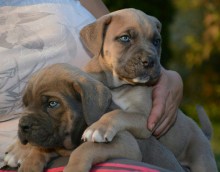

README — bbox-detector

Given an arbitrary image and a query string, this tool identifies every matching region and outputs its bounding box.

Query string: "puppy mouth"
[115,55,161,85]
[18,130,64,148]
[19,136,29,145]
[132,75,150,83]
[120,68,161,85]
[124,75,159,86]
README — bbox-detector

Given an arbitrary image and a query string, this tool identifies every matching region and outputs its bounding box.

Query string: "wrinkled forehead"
[108,9,158,36]
[27,72,69,98]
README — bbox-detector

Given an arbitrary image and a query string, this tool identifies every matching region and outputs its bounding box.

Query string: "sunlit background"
[103,0,220,170]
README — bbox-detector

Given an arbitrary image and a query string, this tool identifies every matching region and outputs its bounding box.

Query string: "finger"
[151,104,168,135]
[147,98,166,131]
[147,86,169,131]
[153,122,169,138]
[152,93,174,136]
[153,113,176,138]
[153,102,177,137]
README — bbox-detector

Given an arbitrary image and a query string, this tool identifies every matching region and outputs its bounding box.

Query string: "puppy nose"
[19,117,32,133]
[142,57,154,68]
[20,123,31,133]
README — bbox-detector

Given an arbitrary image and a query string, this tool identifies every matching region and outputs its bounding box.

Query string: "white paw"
[82,129,108,143]
[82,123,117,143]
[4,153,19,167]
[4,140,31,168]
[4,150,26,167]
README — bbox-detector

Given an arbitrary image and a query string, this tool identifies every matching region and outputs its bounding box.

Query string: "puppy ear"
[22,82,33,107]
[153,17,162,33]
[156,20,162,33]
[80,15,112,56]
[22,90,29,107]
[72,76,112,125]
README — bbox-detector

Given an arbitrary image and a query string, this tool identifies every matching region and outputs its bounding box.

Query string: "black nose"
[20,124,31,133]
[142,57,155,68]
[19,117,32,133]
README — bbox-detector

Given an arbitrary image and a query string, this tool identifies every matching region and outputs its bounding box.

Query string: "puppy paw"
[82,122,117,143]
[18,158,45,172]
[4,140,31,167]
[17,146,53,172]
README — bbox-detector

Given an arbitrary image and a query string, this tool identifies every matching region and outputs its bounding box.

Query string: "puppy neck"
[84,56,125,88]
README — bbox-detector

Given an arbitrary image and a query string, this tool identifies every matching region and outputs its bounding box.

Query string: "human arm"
[147,67,183,137]
[80,0,109,19]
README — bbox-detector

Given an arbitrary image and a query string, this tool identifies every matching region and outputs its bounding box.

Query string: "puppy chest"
[112,91,130,111]
[111,86,152,113]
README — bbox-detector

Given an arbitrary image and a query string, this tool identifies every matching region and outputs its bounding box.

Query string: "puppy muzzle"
[18,115,64,148]
[116,49,161,85]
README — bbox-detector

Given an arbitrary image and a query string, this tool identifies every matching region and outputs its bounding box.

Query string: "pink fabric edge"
[91,162,159,172]
[0,162,160,172]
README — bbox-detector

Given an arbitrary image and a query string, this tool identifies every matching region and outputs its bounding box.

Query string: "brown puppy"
[4,63,141,171]
[4,63,184,172]
[80,8,218,172]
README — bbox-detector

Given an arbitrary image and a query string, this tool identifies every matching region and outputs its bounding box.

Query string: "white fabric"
[0,0,95,166]
[0,0,95,121]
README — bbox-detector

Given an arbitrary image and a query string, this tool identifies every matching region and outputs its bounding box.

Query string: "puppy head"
[81,8,162,85]
[18,63,112,149]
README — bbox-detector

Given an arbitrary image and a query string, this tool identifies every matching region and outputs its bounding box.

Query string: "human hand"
[147,67,183,138]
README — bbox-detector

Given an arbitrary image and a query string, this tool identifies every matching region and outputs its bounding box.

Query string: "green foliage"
[169,0,220,120]
[169,1,220,167]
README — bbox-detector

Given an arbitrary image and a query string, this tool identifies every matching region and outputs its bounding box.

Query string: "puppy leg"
[18,147,57,172]
[4,139,31,167]
[64,131,142,172]
[138,137,185,172]
[4,139,55,172]
[82,109,150,142]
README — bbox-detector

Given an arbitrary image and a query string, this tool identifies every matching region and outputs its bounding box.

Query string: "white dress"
[0,0,96,165]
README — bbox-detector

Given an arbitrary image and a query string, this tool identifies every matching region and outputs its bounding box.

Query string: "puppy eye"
[48,101,60,109]
[119,35,131,43]
[153,38,161,47]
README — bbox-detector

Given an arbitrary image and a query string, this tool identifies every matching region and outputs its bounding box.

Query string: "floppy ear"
[72,74,112,126]
[22,79,34,107]
[80,14,112,56]
[22,86,30,107]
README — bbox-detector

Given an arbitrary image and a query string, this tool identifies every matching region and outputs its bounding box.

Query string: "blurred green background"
[103,0,220,170]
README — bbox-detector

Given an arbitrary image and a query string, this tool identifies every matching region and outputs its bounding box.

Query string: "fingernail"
[149,123,155,131]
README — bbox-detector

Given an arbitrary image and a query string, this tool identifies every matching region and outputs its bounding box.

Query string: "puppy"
[4,63,141,171]
[80,8,218,172]
[4,63,183,172]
